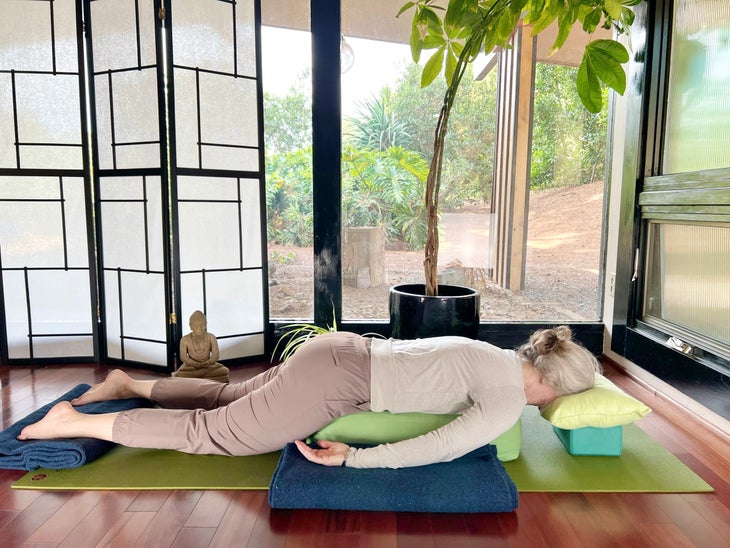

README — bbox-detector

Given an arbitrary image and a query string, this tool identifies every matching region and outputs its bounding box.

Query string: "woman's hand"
[294,439,350,467]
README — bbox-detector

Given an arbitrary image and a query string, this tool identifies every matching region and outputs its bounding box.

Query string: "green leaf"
[527,0,561,35]
[585,39,629,95]
[577,54,602,113]
[621,6,636,27]
[423,34,446,48]
[589,38,630,63]
[444,0,466,38]
[450,40,464,59]
[496,9,520,44]
[604,0,623,20]
[550,12,574,54]
[421,46,445,87]
[445,45,458,83]
[581,8,603,33]
[409,19,424,62]
[396,1,415,18]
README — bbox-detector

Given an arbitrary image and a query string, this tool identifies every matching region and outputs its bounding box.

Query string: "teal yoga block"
[552,425,623,456]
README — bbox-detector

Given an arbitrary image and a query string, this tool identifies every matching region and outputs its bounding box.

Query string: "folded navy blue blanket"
[0,384,153,471]
[268,443,519,513]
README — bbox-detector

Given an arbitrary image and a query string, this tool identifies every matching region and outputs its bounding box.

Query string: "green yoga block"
[493,419,521,461]
[309,412,522,462]
[552,425,623,456]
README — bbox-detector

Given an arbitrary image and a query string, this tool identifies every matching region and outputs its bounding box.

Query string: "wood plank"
[681,493,730,540]
[93,511,157,547]
[428,513,481,548]
[183,489,234,528]
[58,491,139,548]
[395,512,436,548]
[171,526,217,548]
[209,490,266,547]
[358,511,397,548]
[651,493,729,548]
[130,490,203,548]
[639,522,696,548]
[585,492,660,546]
[277,508,327,548]
[126,490,173,512]
[244,502,290,548]
[521,492,582,548]
[27,491,105,544]
[547,492,615,546]
[0,492,73,547]
[0,469,41,511]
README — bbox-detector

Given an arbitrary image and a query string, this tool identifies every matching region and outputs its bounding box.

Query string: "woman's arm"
[344,387,525,469]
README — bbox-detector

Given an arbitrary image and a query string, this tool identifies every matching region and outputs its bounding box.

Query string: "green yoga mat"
[12,447,280,490]
[13,406,712,492]
[503,406,712,492]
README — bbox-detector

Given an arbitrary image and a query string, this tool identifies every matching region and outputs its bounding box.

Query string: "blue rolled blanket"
[0,384,153,471]
[268,442,519,513]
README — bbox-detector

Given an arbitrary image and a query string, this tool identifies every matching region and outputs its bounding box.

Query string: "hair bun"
[532,325,573,356]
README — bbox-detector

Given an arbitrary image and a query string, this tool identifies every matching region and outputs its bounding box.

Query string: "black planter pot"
[389,284,481,339]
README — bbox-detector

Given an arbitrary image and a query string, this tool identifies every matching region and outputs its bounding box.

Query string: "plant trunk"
[422,10,497,297]
[423,58,468,296]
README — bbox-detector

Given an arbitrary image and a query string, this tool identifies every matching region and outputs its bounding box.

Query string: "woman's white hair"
[516,326,600,396]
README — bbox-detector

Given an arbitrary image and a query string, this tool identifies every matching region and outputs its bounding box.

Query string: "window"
[638,0,730,364]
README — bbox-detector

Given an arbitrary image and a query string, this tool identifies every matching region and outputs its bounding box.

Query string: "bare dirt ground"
[268,181,604,322]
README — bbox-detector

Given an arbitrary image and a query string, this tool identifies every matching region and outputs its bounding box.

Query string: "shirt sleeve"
[344,386,525,469]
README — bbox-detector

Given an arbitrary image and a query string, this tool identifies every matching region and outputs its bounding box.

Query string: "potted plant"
[390,0,637,338]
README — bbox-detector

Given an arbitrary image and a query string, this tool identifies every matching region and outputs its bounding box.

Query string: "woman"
[18,326,599,469]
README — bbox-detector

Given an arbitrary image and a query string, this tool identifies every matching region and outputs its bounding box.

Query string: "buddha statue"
[173,310,230,383]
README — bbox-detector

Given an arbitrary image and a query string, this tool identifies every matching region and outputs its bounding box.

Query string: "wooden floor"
[1,360,728,548]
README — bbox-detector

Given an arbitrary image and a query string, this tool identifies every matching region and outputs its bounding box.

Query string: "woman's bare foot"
[71,369,134,406]
[17,401,81,440]
[17,401,117,442]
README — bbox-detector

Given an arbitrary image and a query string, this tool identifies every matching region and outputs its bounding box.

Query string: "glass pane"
[0,74,13,167]
[91,0,156,71]
[173,0,259,171]
[99,176,165,272]
[101,269,167,365]
[173,0,236,74]
[28,270,92,334]
[663,0,730,173]
[15,73,82,169]
[643,222,730,358]
[180,270,265,346]
[261,13,314,320]
[177,175,264,352]
[0,0,57,72]
[91,1,160,170]
[3,270,31,359]
[340,44,606,320]
[177,176,261,270]
[0,176,93,359]
[520,63,606,321]
[0,0,82,171]
[99,175,166,365]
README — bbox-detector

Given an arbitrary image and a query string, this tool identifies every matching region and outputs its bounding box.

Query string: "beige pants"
[112,332,371,456]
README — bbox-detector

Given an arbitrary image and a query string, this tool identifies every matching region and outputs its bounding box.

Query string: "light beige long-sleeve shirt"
[345,336,526,469]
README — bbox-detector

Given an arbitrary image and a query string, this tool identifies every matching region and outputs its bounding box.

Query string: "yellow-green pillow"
[541,373,651,429]
[308,411,522,461]
[309,412,459,445]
